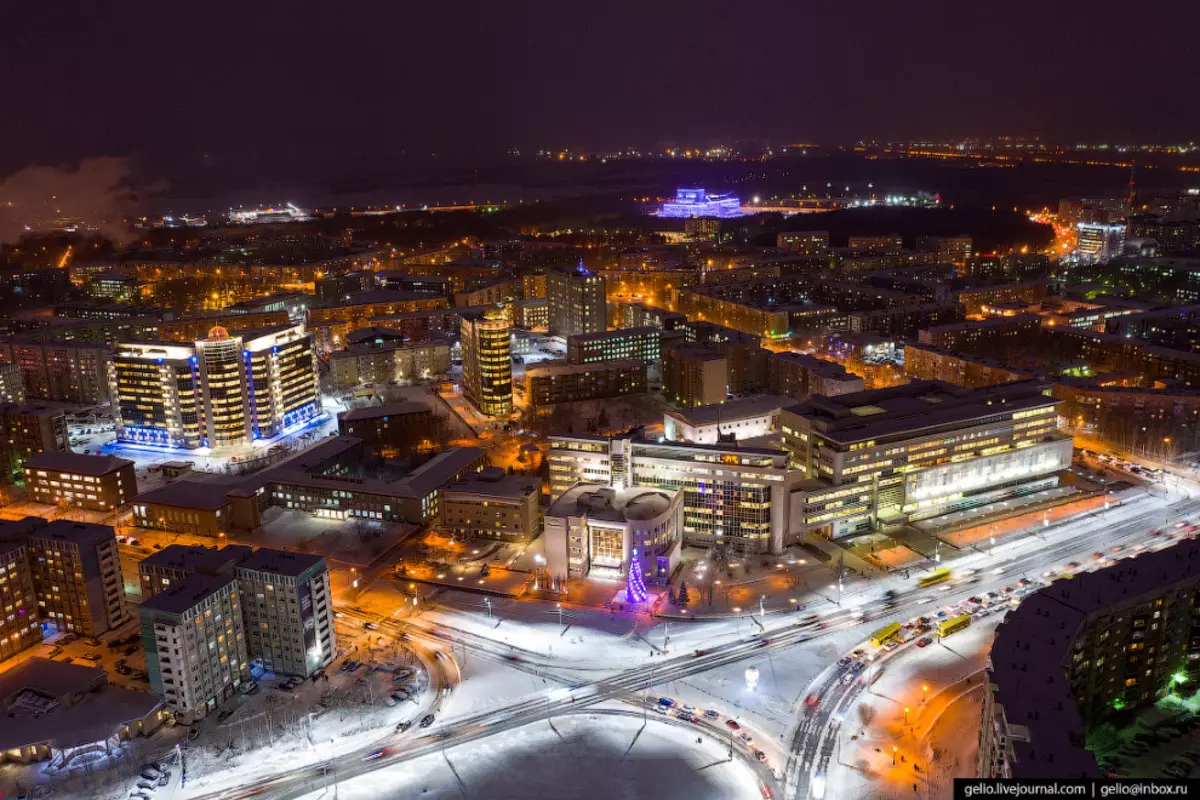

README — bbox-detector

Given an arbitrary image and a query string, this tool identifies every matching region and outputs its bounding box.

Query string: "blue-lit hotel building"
[109,324,322,450]
[656,188,744,219]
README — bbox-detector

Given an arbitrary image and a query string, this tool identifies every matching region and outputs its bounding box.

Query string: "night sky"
[3,1,1199,177]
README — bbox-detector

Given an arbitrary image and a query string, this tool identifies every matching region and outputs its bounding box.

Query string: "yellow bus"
[937,614,971,638]
[869,622,903,647]
[917,568,952,588]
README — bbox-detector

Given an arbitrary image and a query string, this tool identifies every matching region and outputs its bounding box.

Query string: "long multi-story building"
[329,338,451,388]
[236,549,335,678]
[307,290,449,332]
[903,343,1035,389]
[525,360,648,408]
[441,467,541,543]
[461,308,512,417]
[548,433,792,553]
[620,302,686,332]
[776,231,829,255]
[782,380,1071,539]
[980,541,1200,780]
[954,282,1051,317]
[547,264,606,337]
[766,352,864,402]
[566,327,667,364]
[847,302,963,338]
[0,339,110,405]
[24,451,137,512]
[110,323,322,450]
[917,314,1043,357]
[25,519,127,636]
[131,436,487,536]
[139,574,249,722]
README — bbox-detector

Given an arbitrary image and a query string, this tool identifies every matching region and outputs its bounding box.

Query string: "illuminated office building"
[1075,222,1127,263]
[548,433,791,554]
[460,308,512,417]
[547,263,606,337]
[109,324,321,450]
[782,380,1071,539]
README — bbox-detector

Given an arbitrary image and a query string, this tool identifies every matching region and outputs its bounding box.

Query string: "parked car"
[396,720,413,733]
[420,714,435,728]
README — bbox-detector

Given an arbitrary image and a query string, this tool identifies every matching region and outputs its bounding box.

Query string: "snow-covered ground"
[824,616,1001,800]
[300,711,764,800]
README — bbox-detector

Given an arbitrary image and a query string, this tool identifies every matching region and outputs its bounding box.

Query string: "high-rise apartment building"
[980,540,1200,780]
[109,323,321,450]
[236,549,335,678]
[0,538,40,660]
[25,520,127,636]
[460,308,512,417]
[547,264,606,338]
[0,340,111,405]
[139,574,249,721]
[0,364,23,403]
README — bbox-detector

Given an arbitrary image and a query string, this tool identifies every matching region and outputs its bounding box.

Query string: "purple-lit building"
[656,188,745,219]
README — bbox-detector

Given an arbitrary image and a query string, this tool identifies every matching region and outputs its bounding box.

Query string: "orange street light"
[892,745,898,765]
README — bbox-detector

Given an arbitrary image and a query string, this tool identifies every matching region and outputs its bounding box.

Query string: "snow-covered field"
[301,712,763,800]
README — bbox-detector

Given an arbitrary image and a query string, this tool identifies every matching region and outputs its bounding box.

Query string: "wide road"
[784,494,1200,800]
[192,493,1197,800]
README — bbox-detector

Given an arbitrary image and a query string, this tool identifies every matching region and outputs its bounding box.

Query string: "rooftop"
[769,351,857,379]
[444,466,539,500]
[665,394,794,428]
[0,658,163,754]
[27,519,115,549]
[24,451,134,476]
[785,379,1058,444]
[334,289,442,307]
[339,401,432,422]
[139,573,236,616]
[526,359,646,378]
[139,543,253,574]
[988,539,1200,779]
[236,547,325,577]
[547,484,678,524]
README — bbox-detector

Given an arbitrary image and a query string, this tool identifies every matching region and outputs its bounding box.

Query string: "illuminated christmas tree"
[626,548,648,604]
